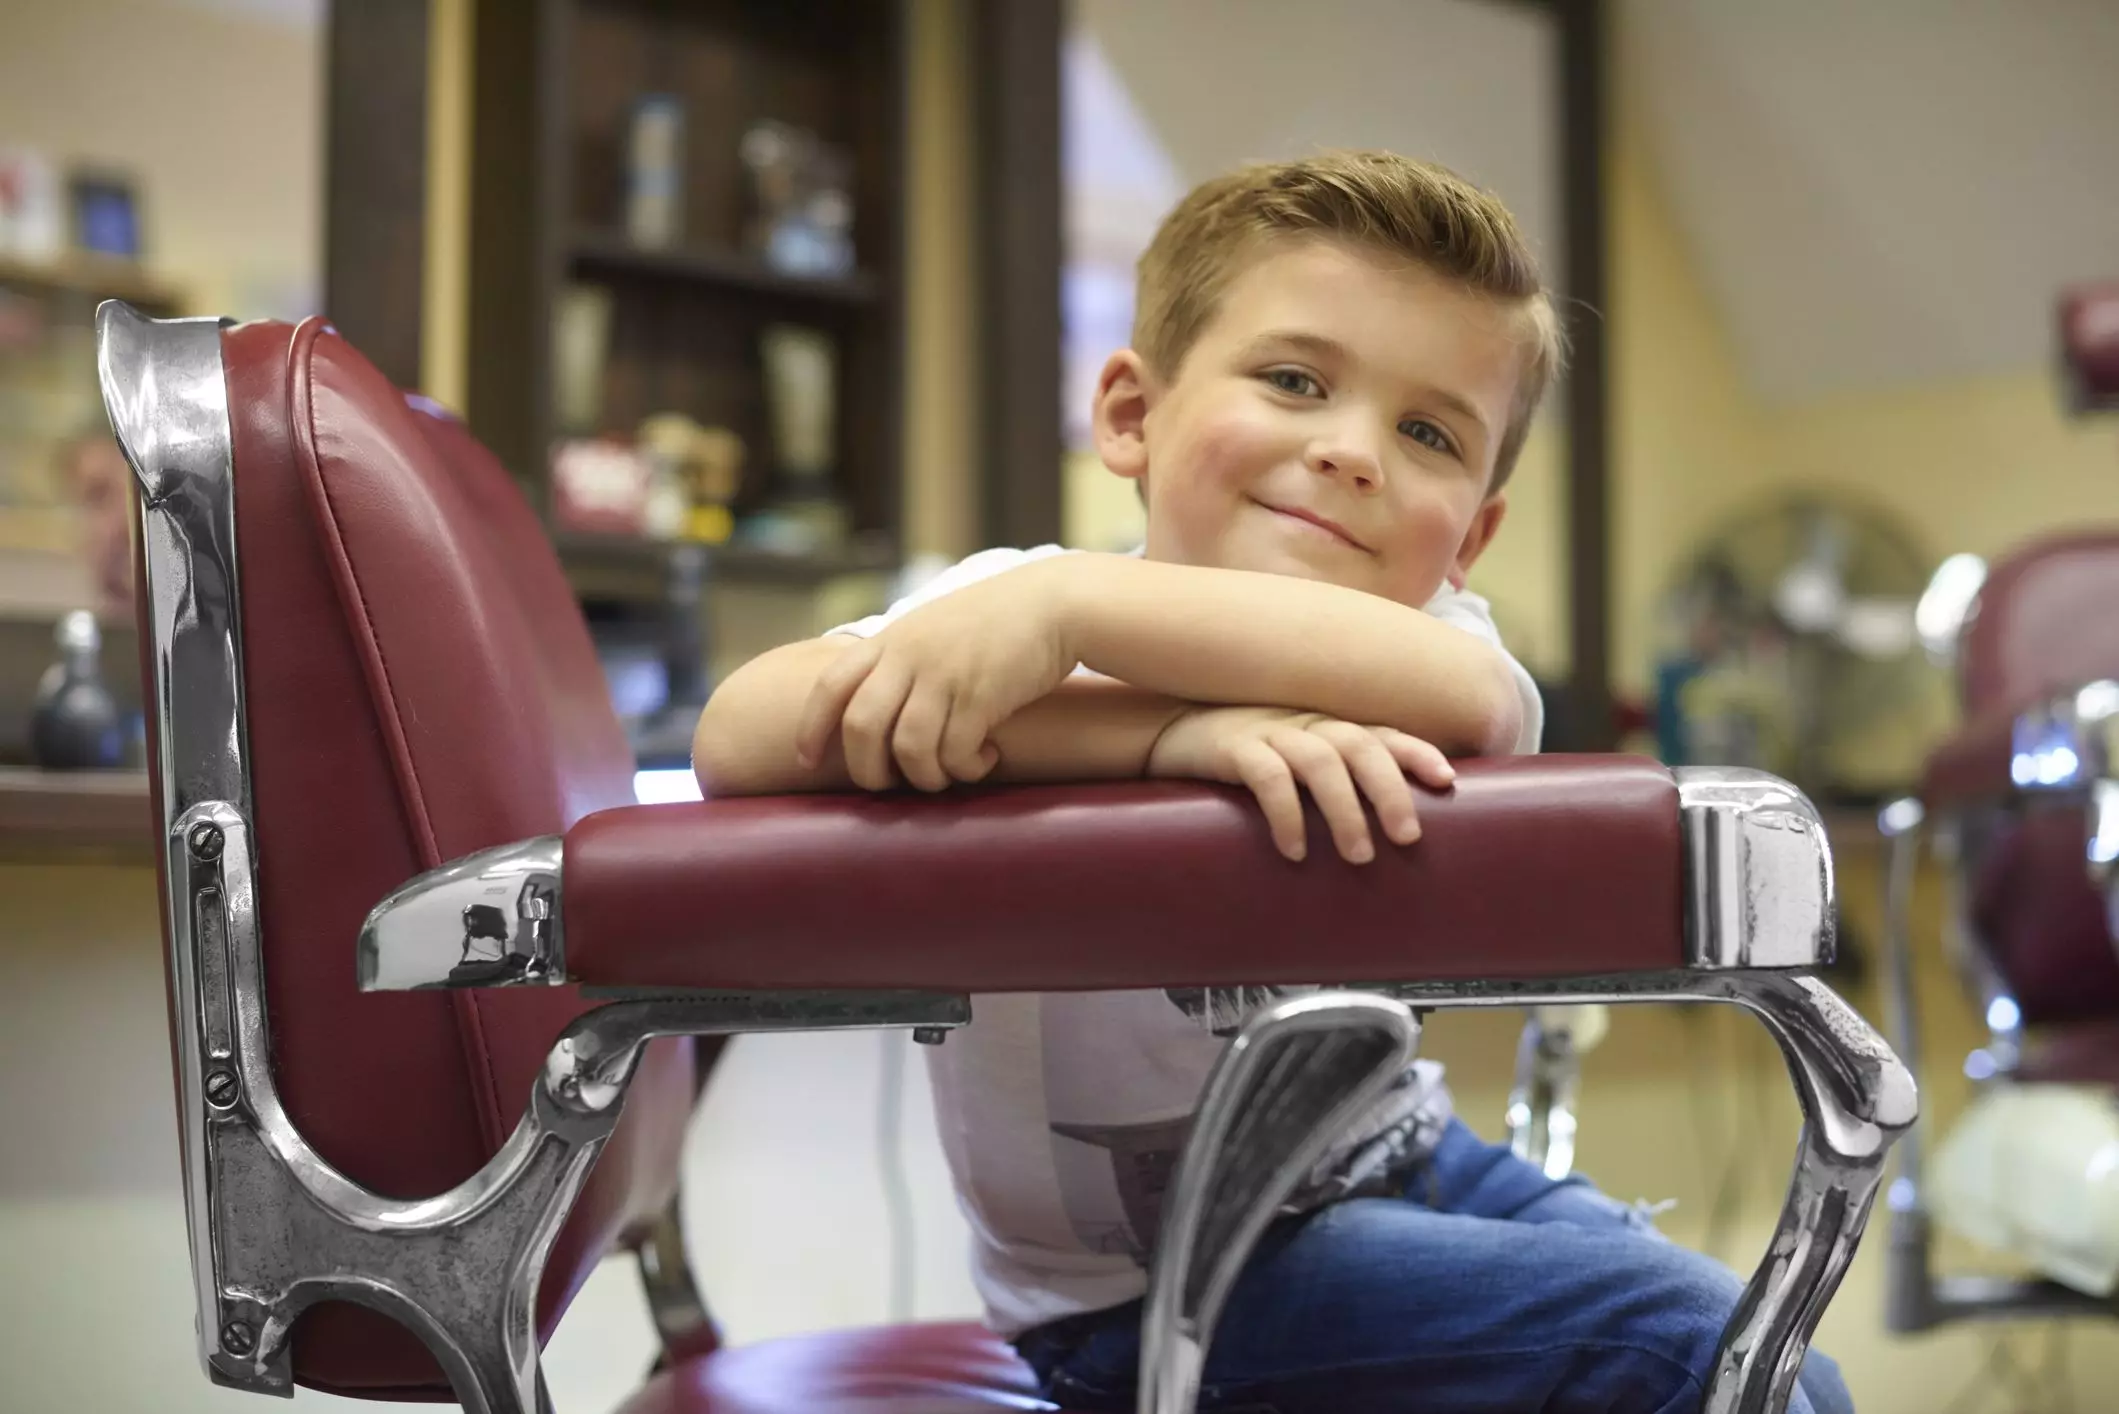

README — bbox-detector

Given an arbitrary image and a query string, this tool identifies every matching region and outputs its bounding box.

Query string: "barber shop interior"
[6,1,2119,1411]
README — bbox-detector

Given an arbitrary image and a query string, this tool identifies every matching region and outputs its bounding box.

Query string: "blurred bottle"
[31,611,124,770]
[626,95,685,250]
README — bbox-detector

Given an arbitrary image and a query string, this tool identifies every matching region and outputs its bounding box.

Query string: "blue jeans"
[1016,1119,1853,1414]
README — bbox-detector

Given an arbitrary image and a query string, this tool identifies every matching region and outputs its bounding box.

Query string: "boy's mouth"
[1256,499,1370,553]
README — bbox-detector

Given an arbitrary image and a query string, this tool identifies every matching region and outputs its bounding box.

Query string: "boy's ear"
[1448,494,1508,590]
[1092,349,1153,482]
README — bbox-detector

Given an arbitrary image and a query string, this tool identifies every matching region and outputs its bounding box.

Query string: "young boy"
[694,151,1852,1414]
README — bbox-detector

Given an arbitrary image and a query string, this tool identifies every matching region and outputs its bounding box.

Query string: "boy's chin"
[1205,539,1388,594]
[1143,526,1437,603]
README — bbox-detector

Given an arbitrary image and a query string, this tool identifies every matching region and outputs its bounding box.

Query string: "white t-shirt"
[831,545,1545,1337]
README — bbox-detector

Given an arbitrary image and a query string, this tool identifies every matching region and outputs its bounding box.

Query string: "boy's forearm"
[979,677,1193,783]
[1058,554,1522,756]
[694,637,1190,796]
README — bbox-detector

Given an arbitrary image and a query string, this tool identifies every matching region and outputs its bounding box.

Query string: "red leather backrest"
[1951,534,2119,1026]
[1960,531,2119,716]
[207,318,693,1398]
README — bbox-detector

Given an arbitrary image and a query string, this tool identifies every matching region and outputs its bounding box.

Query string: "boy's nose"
[1306,439,1383,493]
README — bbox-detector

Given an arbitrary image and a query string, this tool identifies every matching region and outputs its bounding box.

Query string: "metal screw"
[220,1320,256,1357]
[204,1068,240,1109]
[912,1027,949,1047]
[188,822,224,860]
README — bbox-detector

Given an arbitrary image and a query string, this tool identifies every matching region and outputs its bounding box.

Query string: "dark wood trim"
[0,768,152,862]
[972,0,1064,550]
[464,0,554,491]
[848,0,912,560]
[0,255,182,315]
[324,0,431,393]
[1557,0,1614,750]
[569,229,884,307]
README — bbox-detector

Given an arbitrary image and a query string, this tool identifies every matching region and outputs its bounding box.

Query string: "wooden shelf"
[555,530,896,588]
[465,0,907,598]
[712,540,898,583]
[0,766,152,861]
[0,254,182,313]
[568,230,881,308]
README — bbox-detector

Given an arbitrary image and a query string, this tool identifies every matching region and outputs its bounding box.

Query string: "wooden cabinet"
[467,0,906,593]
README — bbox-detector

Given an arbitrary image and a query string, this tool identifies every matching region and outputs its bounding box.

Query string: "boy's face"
[1094,238,1522,608]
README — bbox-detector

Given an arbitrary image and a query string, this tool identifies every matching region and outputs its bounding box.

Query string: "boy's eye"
[1401,418,1457,456]
[1262,368,1321,397]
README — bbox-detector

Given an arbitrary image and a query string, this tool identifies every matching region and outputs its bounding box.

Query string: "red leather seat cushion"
[616,1323,1065,1413]
[564,756,1688,993]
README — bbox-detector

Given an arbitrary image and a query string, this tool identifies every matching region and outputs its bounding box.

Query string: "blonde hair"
[1133,150,1564,489]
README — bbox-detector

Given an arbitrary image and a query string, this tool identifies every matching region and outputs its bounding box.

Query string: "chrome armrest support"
[1139,994,1423,1414]
[1506,1007,1589,1179]
[358,837,569,991]
[1144,973,1913,1414]
[1144,772,1906,1414]
[1678,767,1836,969]
[1382,973,1912,1414]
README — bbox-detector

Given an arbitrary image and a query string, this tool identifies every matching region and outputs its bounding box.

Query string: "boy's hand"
[795,561,1079,791]
[1146,705,1455,863]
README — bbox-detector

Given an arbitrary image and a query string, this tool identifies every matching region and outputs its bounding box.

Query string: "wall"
[0,0,321,322]
[1604,106,1777,697]
[1773,370,2115,565]
[1598,98,2116,707]
[899,0,979,560]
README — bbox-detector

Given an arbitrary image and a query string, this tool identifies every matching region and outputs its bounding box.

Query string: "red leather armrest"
[561,755,1684,992]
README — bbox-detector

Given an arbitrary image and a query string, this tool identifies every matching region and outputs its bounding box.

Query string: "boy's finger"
[797,638,882,766]
[938,690,998,782]
[1271,728,1372,863]
[839,661,914,790]
[1381,729,1455,789]
[891,679,953,792]
[1321,725,1420,846]
[1231,740,1305,861]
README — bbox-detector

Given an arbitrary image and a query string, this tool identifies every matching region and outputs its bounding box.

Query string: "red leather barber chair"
[1879,282,2119,1332]
[99,303,1912,1414]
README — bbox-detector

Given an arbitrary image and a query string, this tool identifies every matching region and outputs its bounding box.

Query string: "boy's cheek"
[1176,416,1280,498]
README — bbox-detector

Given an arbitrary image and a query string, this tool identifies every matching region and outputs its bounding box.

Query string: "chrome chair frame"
[105,303,1914,1414]
[1506,1006,1591,1178]
[1877,682,2119,1332]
